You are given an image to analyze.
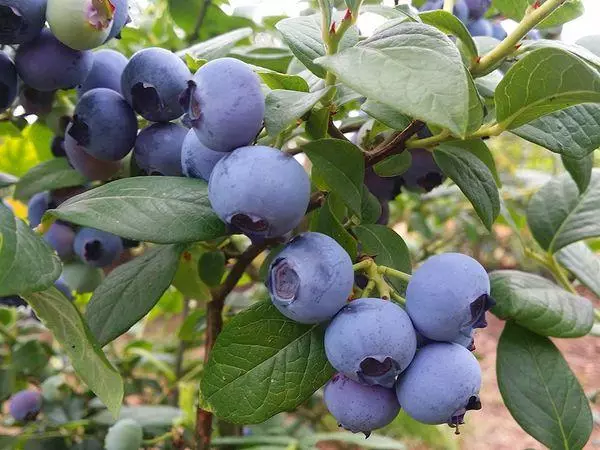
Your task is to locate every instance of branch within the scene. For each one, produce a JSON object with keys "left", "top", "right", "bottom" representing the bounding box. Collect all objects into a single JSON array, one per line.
[
  {"left": 189, "top": 0, "right": 212, "bottom": 43},
  {"left": 366, "top": 120, "right": 425, "bottom": 166}
]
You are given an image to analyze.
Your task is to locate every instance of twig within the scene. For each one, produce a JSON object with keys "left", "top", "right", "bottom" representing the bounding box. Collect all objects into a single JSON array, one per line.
[
  {"left": 189, "top": 0, "right": 212, "bottom": 43},
  {"left": 366, "top": 120, "right": 425, "bottom": 166}
]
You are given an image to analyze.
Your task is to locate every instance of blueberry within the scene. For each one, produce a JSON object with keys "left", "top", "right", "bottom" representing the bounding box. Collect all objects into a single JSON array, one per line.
[
  {"left": 15, "top": 28, "right": 93, "bottom": 91},
  {"left": 419, "top": 0, "right": 443, "bottom": 11},
  {"left": 467, "top": 18, "right": 493, "bottom": 37},
  {"left": 9, "top": 390, "right": 42, "bottom": 422},
  {"left": 28, "top": 191, "right": 51, "bottom": 227},
  {"left": 45, "top": 222, "right": 75, "bottom": 260},
  {"left": 181, "top": 129, "right": 225, "bottom": 182},
  {"left": 527, "top": 29, "right": 541, "bottom": 40},
  {"left": 0, "top": 0, "right": 46, "bottom": 44},
  {"left": 19, "top": 85, "right": 55, "bottom": 115},
  {"left": 68, "top": 88, "right": 137, "bottom": 161},
  {"left": 453, "top": 0, "right": 469, "bottom": 23},
  {"left": 324, "top": 298, "right": 417, "bottom": 388},
  {"left": 364, "top": 167, "right": 396, "bottom": 201},
  {"left": 182, "top": 57, "right": 264, "bottom": 152},
  {"left": 121, "top": 47, "right": 191, "bottom": 122},
  {"left": 208, "top": 146, "right": 310, "bottom": 239},
  {"left": 134, "top": 122, "right": 186, "bottom": 176},
  {"left": 396, "top": 343, "right": 482, "bottom": 427},
  {"left": 397, "top": 148, "right": 445, "bottom": 193},
  {"left": 64, "top": 124, "right": 122, "bottom": 180},
  {"left": 324, "top": 373, "right": 400, "bottom": 435},
  {"left": 464, "top": 0, "right": 491, "bottom": 19},
  {"left": 105, "top": 0, "right": 130, "bottom": 41},
  {"left": 491, "top": 22, "right": 507, "bottom": 40},
  {"left": 406, "top": 253, "right": 494, "bottom": 345},
  {"left": 267, "top": 232, "right": 353, "bottom": 324},
  {"left": 47, "top": 0, "right": 118, "bottom": 50},
  {"left": 0, "top": 52, "right": 17, "bottom": 111},
  {"left": 78, "top": 49, "right": 128, "bottom": 98},
  {"left": 74, "top": 227, "right": 123, "bottom": 267}
]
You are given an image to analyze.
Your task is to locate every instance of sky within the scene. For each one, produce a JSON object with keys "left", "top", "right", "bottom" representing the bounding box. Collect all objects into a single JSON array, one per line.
[{"left": 224, "top": 0, "right": 599, "bottom": 44}]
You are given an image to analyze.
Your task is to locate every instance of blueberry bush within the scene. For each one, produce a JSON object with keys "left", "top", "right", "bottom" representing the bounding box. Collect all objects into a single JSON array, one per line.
[{"left": 0, "top": 0, "right": 599, "bottom": 449}]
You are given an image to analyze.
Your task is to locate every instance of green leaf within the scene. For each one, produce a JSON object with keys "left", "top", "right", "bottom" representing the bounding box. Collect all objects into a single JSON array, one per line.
[
  {"left": 433, "top": 144, "right": 500, "bottom": 231},
  {"left": 264, "top": 87, "right": 333, "bottom": 136},
  {"left": 316, "top": 21, "right": 480, "bottom": 137},
  {"left": 361, "top": 187, "right": 383, "bottom": 225},
  {"left": 497, "top": 322, "right": 592, "bottom": 450},
  {"left": 86, "top": 244, "right": 185, "bottom": 346},
  {"left": 319, "top": 0, "right": 333, "bottom": 31},
  {"left": 310, "top": 194, "right": 358, "bottom": 260},
  {"left": 419, "top": 10, "right": 478, "bottom": 61},
  {"left": 13, "top": 158, "right": 87, "bottom": 202},
  {"left": 201, "top": 301, "right": 333, "bottom": 424},
  {"left": 527, "top": 170, "right": 600, "bottom": 253},
  {"left": 61, "top": 262, "right": 103, "bottom": 294},
  {"left": 45, "top": 177, "right": 225, "bottom": 244},
  {"left": 12, "top": 340, "right": 50, "bottom": 375},
  {"left": 361, "top": 100, "right": 412, "bottom": 131},
  {"left": 91, "top": 405, "right": 182, "bottom": 428},
  {"left": 490, "top": 270, "right": 594, "bottom": 337},
  {"left": 495, "top": 47, "right": 600, "bottom": 130},
  {"left": 352, "top": 224, "right": 411, "bottom": 292},
  {"left": 302, "top": 139, "right": 365, "bottom": 217},
  {"left": 230, "top": 46, "right": 293, "bottom": 73},
  {"left": 0, "top": 205, "right": 61, "bottom": 296},
  {"left": 0, "top": 437, "right": 17, "bottom": 450},
  {"left": 306, "top": 105, "right": 330, "bottom": 140},
  {"left": 0, "top": 367, "right": 15, "bottom": 402},
  {"left": 512, "top": 104, "right": 600, "bottom": 159},
  {"left": 253, "top": 66, "right": 309, "bottom": 92},
  {"left": 374, "top": 152, "right": 412, "bottom": 178},
  {"left": 492, "top": 0, "right": 584, "bottom": 28},
  {"left": 177, "top": 28, "right": 253, "bottom": 61},
  {"left": 0, "top": 172, "right": 18, "bottom": 189},
  {"left": 275, "top": 15, "right": 359, "bottom": 79},
  {"left": 172, "top": 246, "right": 211, "bottom": 300},
  {"left": 178, "top": 309, "right": 206, "bottom": 341},
  {"left": 22, "top": 287, "right": 124, "bottom": 417},
  {"left": 576, "top": 35, "right": 600, "bottom": 57},
  {"left": 198, "top": 251, "right": 226, "bottom": 287},
  {"left": 557, "top": 242, "right": 600, "bottom": 299},
  {"left": 450, "top": 139, "right": 501, "bottom": 186},
  {"left": 562, "top": 153, "right": 593, "bottom": 193}
]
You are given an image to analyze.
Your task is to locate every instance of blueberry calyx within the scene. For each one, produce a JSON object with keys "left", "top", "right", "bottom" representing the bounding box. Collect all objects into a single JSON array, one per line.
[
  {"left": 269, "top": 258, "right": 300, "bottom": 302},
  {"left": 179, "top": 80, "right": 201, "bottom": 122},
  {"left": 417, "top": 172, "right": 444, "bottom": 192},
  {"left": 68, "top": 115, "right": 91, "bottom": 147},
  {"left": 0, "top": 6, "right": 24, "bottom": 40},
  {"left": 469, "top": 293, "right": 496, "bottom": 329},
  {"left": 132, "top": 82, "right": 163, "bottom": 119},
  {"left": 230, "top": 213, "right": 269, "bottom": 234},
  {"left": 357, "top": 356, "right": 399, "bottom": 388},
  {"left": 84, "top": 240, "right": 104, "bottom": 261}
]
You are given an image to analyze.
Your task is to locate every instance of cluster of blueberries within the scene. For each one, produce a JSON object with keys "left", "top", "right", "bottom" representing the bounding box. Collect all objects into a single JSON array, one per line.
[{"left": 266, "top": 229, "right": 494, "bottom": 435}]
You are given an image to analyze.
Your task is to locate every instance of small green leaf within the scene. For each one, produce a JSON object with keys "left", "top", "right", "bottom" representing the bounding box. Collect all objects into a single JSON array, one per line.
[
  {"left": 253, "top": 66, "right": 309, "bottom": 92},
  {"left": 176, "top": 28, "right": 253, "bottom": 61},
  {"left": 361, "top": 100, "right": 412, "bottom": 131},
  {"left": 183, "top": 54, "right": 207, "bottom": 72},
  {"left": 512, "top": 104, "right": 600, "bottom": 159},
  {"left": 302, "top": 139, "right": 365, "bottom": 217},
  {"left": 198, "top": 251, "right": 226, "bottom": 287},
  {"left": 0, "top": 205, "right": 61, "bottom": 296},
  {"left": 433, "top": 144, "right": 500, "bottom": 231},
  {"left": 22, "top": 287, "right": 124, "bottom": 417},
  {"left": 86, "top": 244, "right": 185, "bottom": 346},
  {"left": 172, "top": 246, "right": 211, "bottom": 300},
  {"left": 230, "top": 46, "right": 293, "bottom": 73},
  {"left": 490, "top": 270, "right": 594, "bottom": 337},
  {"left": 527, "top": 170, "right": 600, "bottom": 253},
  {"left": 562, "top": 153, "right": 593, "bottom": 193},
  {"left": 310, "top": 194, "right": 358, "bottom": 260},
  {"left": 13, "top": 158, "right": 87, "bottom": 202},
  {"left": 497, "top": 322, "right": 592, "bottom": 450},
  {"left": 374, "top": 152, "right": 412, "bottom": 178},
  {"left": 352, "top": 224, "right": 411, "bottom": 292},
  {"left": 202, "top": 301, "right": 333, "bottom": 424},
  {"left": 45, "top": 177, "right": 226, "bottom": 244},
  {"left": 493, "top": 0, "right": 584, "bottom": 28},
  {"left": 557, "top": 242, "right": 600, "bottom": 299},
  {"left": 316, "top": 21, "right": 479, "bottom": 137},
  {"left": 265, "top": 87, "right": 333, "bottom": 136},
  {"left": 419, "top": 10, "right": 478, "bottom": 61},
  {"left": 306, "top": 105, "right": 330, "bottom": 140},
  {"left": 495, "top": 47, "right": 600, "bottom": 129},
  {"left": 361, "top": 187, "right": 383, "bottom": 225}
]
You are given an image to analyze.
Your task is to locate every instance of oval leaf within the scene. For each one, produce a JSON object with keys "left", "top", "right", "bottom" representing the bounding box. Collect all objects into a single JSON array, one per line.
[
  {"left": 316, "top": 21, "right": 479, "bottom": 137},
  {"left": 557, "top": 242, "right": 600, "bottom": 299},
  {"left": 361, "top": 100, "right": 412, "bottom": 131},
  {"left": 419, "top": 10, "right": 478, "bottom": 62},
  {"left": 527, "top": 170, "right": 600, "bottom": 253},
  {"left": 13, "top": 158, "right": 87, "bottom": 202},
  {"left": 433, "top": 144, "right": 500, "bottom": 231},
  {"left": 86, "top": 244, "right": 186, "bottom": 346},
  {"left": 495, "top": 47, "right": 600, "bottom": 130},
  {"left": 302, "top": 139, "right": 365, "bottom": 217},
  {"left": 22, "top": 287, "right": 124, "bottom": 418},
  {"left": 0, "top": 205, "right": 61, "bottom": 296},
  {"left": 561, "top": 153, "right": 593, "bottom": 193},
  {"left": 310, "top": 194, "right": 358, "bottom": 260},
  {"left": 497, "top": 322, "right": 593, "bottom": 450},
  {"left": 201, "top": 301, "right": 334, "bottom": 424},
  {"left": 490, "top": 270, "right": 594, "bottom": 337},
  {"left": 45, "top": 177, "right": 226, "bottom": 244},
  {"left": 374, "top": 152, "right": 412, "bottom": 177}
]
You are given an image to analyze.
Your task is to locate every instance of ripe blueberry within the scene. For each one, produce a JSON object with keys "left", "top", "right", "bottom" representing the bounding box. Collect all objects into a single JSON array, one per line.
[
  {"left": 0, "top": 0, "right": 47, "bottom": 44},
  {"left": 0, "top": 51, "right": 17, "bottom": 111},
  {"left": 28, "top": 191, "right": 51, "bottom": 227},
  {"left": 78, "top": 49, "right": 128, "bottom": 97},
  {"left": 396, "top": 343, "right": 482, "bottom": 427},
  {"left": 45, "top": 222, "right": 76, "bottom": 260},
  {"left": 324, "top": 373, "right": 400, "bottom": 436},
  {"left": 397, "top": 148, "right": 445, "bottom": 193},
  {"left": 64, "top": 124, "right": 123, "bottom": 180},
  {"left": 181, "top": 129, "right": 224, "bottom": 182},
  {"left": 208, "top": 146, "right": 310, "bottom": 239},
  {"left": 467, "top": 18, "right": 493, "bottom": 37},
  {"left": 74, "top": 227, "right": 123, "bottom": 267},
  {"left": 9, "top": 390, "right": 42, "bottom": 422},
  {"left": 267, "top": 232, "right": 353, "bottom": 324},
  {"left": 324, "top": 298, "right": 417, "bottom": 388},
  {"left": 134, "top": 122, "right": 186, "bottom": 176},
  {"left": 182, "top": 57, "right": 264, "bottom": 152},
  {"left": 105, "top": 0, "right": 129, "bottom": 41},
  {"left": 464, "top": 0, "right": 492, "bottom": 19}
]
